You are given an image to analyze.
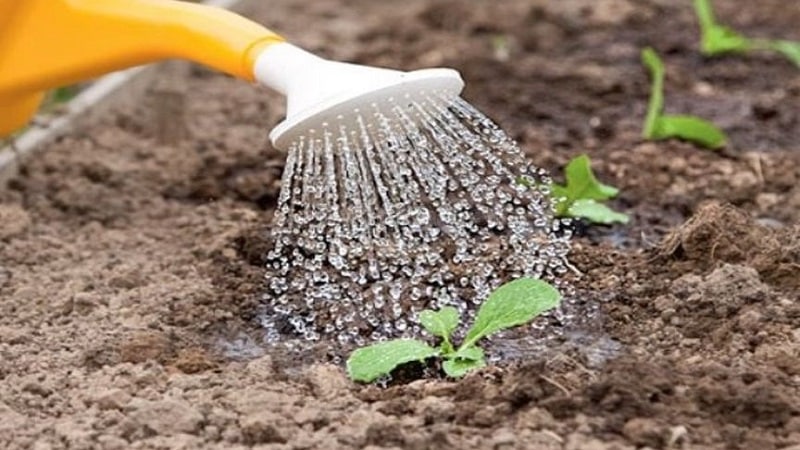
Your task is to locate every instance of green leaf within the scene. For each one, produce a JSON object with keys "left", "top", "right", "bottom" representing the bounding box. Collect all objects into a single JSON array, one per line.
[
  {"left": 549, "top": 184, "right": 570, "bottom": 216},
  {"left": 50, "top": 86, "right": 80, "bottom": 104},
  {"left": 443, "top": 356, "right": 486, "bottom": 378},
  {"left": 693, "top": 0, "right": 752, "bottom": 55},
  {"left": 654, "top": 115, "right": 727, "bottom": 149},
  {"left": 452, "top": 345, "right": 485, "bottom": 361},
  {"left": 693, "top": 0, "right": 800, "bottom": 68},
  {"left": 549, "top": 184, "right": 567, "bottom": 199},
  {"left": 346, "top": 339, "right": 439, "bottom": 383},
  {"left": 706, "top": 26, "right": 752, "bottom": 54},
  {"left": 550, "top": 155, "right": 624, "bottom": 223},
  {"left": 40, "top": 85, "right": 82, "bottom": 113},
  {"left": 462, "top": 278, "right": 561, "bottom": 349},
  {"left": 443, "top": 346, "right": 486, "bottom": 378},
  {"left": 568, "top": 199, "right": 629, "bottom": 225},
  {"left": 561, "top": 154, "right": 619, "bottom": 202},
  {"left": 419, "top": 307, "right": 459, "bottom": 340},
  {"left": 770, "top": 40, "right": 800, "bottom": 67},
  {"left": 419, "top": 307, "right": 459, "bottom": 353}
]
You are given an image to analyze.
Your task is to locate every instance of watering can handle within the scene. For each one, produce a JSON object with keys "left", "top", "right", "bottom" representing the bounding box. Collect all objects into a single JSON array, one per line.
[{"left": 0, "top": 0, "right": 285, "bottom": 136}]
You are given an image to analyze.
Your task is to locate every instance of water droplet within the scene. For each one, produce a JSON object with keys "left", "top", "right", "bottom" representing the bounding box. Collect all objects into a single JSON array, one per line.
[{"left": 260, "top": 95, "right": 572, "bottom": 345}]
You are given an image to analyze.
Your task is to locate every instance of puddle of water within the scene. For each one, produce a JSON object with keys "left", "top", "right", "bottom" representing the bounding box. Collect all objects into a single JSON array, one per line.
[
  {"left": 216, "top": 332, "right": 265, "bottom": 361},
  {"left": 484, "top": 291, "right": 622, "bottom": 369}
]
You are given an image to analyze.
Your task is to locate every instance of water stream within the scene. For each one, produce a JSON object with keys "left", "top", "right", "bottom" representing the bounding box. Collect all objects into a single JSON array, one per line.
[{"left": 261, "top": 94, "right": 573, "bottom": 346}]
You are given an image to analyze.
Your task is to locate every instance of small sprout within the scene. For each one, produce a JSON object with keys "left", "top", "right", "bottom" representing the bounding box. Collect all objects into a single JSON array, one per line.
[
  {"left": 694, "top": 0, "right": 800, "bottom": 68},
  {"left": 41, "top": 85, "right": 81, "bottom": 113},
  {"left": 641, "top": 47, "right": 727, "bottom": 149},
  {"left": 490, "top": 34, "right": 512, "bottom": 62},
  {"left": 549, "top": 154, "right": 629, "bottom": 225},
  {"left": 346, "top": 278, "right": 561, "bottom": 383},
  {"left": 49, "top": 86, "right": 80, "bottom": 104}
]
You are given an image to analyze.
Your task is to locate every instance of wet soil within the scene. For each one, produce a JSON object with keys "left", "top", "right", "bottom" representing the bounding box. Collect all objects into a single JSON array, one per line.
[{"left": 1, "top": 0, "right": 799, "bottom": 449}]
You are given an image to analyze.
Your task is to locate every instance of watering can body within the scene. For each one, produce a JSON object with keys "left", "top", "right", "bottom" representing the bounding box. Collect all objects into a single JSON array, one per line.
[{"left": 0, "top": 0, "right": 283, "bottom": 137}]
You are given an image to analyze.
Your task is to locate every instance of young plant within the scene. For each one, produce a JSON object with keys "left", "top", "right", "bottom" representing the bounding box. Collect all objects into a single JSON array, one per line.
[
  {"left": 549, "top": 154, "right": 629, "bottom": 225},
  {"left": 694, "top": 0, "right": 800, "bottom": 67},
  {"left": 41, "top": 85, "right": 81, "bottom": 113},
  {"left": 641, "top": 47, "right": 727, "bottom": 149},
  {"left": 346, "top": 278, "right": 560, "bottom": 383}
]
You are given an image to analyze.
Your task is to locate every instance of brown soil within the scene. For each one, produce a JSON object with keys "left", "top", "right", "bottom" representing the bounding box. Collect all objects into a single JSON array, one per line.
[{"left": 1, "top": 0, "right": 799, "bottom": 449}]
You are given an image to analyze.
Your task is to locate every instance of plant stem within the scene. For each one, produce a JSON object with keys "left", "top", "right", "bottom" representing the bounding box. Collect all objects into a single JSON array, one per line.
[
  {"left": 641, "top": 48, "right": 664, "bottom": 139},
  {"left": 693, "top": 0, "right": 717, "bottom": 32},
  {"left": 440, "top": 338, "right": 453, "bottom": 355},
  {"left": 457, "top": 335, "right": 482, "bottom": 354}
]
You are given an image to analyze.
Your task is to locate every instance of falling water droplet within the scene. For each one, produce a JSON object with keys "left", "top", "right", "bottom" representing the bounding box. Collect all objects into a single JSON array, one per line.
[{"left": 261, "top": 95, "right": 572, "bottom": 346}]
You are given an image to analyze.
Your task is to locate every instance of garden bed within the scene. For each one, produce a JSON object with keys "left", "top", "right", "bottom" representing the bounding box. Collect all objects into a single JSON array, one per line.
[{"left": 1, "top": 0, "right": 798, "bottom": 448}]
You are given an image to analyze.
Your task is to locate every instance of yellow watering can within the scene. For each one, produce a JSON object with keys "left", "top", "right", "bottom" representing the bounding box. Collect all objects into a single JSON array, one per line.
[{"left": 0, "top": 0, "right": 463, "bottom": 150}]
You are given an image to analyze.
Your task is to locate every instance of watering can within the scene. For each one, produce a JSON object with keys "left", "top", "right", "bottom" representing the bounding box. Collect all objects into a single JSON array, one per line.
[{"left": 0, "top": 0, "right": 463, "bottom": 149}]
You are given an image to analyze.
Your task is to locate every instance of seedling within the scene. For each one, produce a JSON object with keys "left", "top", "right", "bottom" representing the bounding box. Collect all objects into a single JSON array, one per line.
[
  {"left": 346, "top": 278, "right": 560, "bottom": 383},
  {"left": 641, "top": 47, "right": 727, "bottom": 149},
  {"left": 694, "top": 0, "right": 800, "bottom": 67},
  {"left": 547, "top": 154, "right": 628, "bottom": 225},
  {"left": 40, "top": 86, "right": 81, "bottom": 113}
]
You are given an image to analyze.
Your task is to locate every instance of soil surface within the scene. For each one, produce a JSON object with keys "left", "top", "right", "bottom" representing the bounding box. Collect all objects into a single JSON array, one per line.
[{"left": 1, "top": 0, "right": 799, "bottom": 449}]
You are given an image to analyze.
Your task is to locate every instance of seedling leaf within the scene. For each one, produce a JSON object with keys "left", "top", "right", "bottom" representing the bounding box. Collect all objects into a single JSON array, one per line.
[
  {"left": 550, "top": 154, "right": 627, "bottom": 223},
  {"left": 452, "top": 345, "right": 485, "bottom": 362},
  {"left": 694, "top": 0, "right": 751, "bottom": 55},
  {"left": 655, "top": 115, "right": 726, "bottom": 149},
  {"left": 563, "top": 154, "right": 619, "bottom": 202},
  {"left": 347, "top": 339, "right": 439, "bottom": 383},
  {"left": 641, "top": 48, "right": 727, "bottom": 149},
  {"left": 694, "top": 0, "right": 800, "bottom": 67},
  {"left": 419, "top": 307, "right": 459, "bottom": 339},
  {"left": 462, "top": 278, "right": 560, "bottom": 349},
  {"left": 443, "top": 346, "right": 486, "bottom": 378},
  {"left": 771, "top": 40, "right": 800, "bottom": 67},
  {"left": 419, "top": 307, "right": 459, "bottom": 352},
  {"left": 443, "top": 354, "right": 486, "bottom": 378},
  {"left": 568, "top": 199, "right": 630, "bottom": 225}
]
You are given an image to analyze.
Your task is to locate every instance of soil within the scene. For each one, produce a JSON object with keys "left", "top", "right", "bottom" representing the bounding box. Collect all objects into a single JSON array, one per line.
[{"left": 1, "top": 0, "right": 799, "bottom": 449}]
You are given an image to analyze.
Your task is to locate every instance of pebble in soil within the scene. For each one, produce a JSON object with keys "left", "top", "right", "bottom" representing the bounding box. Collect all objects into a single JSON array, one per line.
[{"left": 260, "top": 93, "right": 586, "bottom": 353}]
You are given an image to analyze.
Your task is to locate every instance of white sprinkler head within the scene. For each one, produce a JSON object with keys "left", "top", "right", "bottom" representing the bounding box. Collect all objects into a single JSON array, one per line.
[{"left": 254, "top": 43, "right": 464, "bottom": 151}]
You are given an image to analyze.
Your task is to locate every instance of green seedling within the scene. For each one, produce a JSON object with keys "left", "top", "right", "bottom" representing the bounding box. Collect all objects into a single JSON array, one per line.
[
  {"left": 694, "top": 0, "right": 800, "bottom": 67},
  {"left": 548, "top": 154, "right": 628, "bottom": 225},
  {"left": 346, "top": 278, "right": 561, "bottom": 383},
  {"left": 694, "top": 0, "right": 752, "bottom": 56},
  {"left": 641, "top": 47, "right": 727, "bottom": 149},
  {"left": 40, "top": 85, "right": 81, "bottom": 113}
]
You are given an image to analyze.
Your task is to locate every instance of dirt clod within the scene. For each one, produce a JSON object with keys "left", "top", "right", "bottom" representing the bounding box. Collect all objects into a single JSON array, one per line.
[
  {"left": 621, "top": 417, "right": 667, "bottom": 449},
  {"left": 119, "top": 331, "right": 172, "bottom": 364},
  {"left": 128, "top": 398, "right": 204, "bottom": 436},
  {"left": 240, "top": 412, "right": 288, "bottom": 445},
  {"left": 658, "top": 202, "right": 767, "bottom": 269},
  {"left": 0, "top": 204, "right": 30, "bottom": 240},
  {"left": 659, "top": 202, "right": 800, "bottom": 291}
]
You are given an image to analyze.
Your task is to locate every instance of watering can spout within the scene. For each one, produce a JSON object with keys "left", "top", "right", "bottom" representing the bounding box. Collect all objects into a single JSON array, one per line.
[{"left": 0, "top": 0, "right": 284, "bottom": 136}]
